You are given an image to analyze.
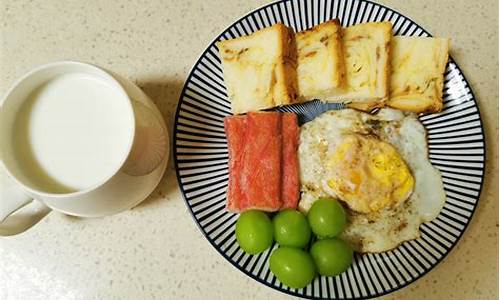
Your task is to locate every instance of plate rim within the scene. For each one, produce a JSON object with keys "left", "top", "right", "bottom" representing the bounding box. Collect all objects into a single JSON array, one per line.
[{"left": 172, "top": 0, "right": 487, "bottom": 298}]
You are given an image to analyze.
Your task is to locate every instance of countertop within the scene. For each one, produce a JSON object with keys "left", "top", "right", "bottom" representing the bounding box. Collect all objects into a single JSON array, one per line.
[{"left": 0, "top": 0, "right": 497, "bottom": 299}]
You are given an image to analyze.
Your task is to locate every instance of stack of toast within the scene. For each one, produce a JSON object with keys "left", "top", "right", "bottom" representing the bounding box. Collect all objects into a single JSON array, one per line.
[{"left": 217, "top": 20, "right": 449, "bottom": 115}]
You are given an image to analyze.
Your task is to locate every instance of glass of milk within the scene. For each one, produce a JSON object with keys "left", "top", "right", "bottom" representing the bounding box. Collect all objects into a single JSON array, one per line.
[{"left": 0, "top": 61, "right": 169, "bottom": 235}]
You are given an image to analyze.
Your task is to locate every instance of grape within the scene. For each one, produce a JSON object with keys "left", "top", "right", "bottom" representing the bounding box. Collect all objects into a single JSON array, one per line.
[
  {"left": 269, "top": 247, "right": 316, "bottom": 289},
  {"left": 307, "top": 198, "right": 346, "bottom": 238},
  {"left": 310, "top": 238, "right": 353, "bottom": 276},
  {"left": 235, "top": 210, "right": 273, "bottom": 254},
  {"left": 273, "top": 209, "right": 311, "bottom": 248}
]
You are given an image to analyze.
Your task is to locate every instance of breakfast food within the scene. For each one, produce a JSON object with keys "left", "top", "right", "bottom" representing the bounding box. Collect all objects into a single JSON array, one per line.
[
  {"left": 326, "top": 22, "right": 392, "bottom": 111},
  {"left": 298, "top": 109, "right": 446, "bottom": 252},
  {"left": 310, "top": 238, "right": 353, "bottom": 276},
  {"left": 273, "top": 209, "right": 311, "bottom": 248},
  {"left": 224, "top": 112, "right": 299, "bottom": 212},
  {"left": 307, "top": 198, "right": 346, "bottom": 238},
  {"left": 388, "top": 36, "right": 450, "bottom": 113},
  {"left": 225, "top": 112, "right": 282, "bottom": 211},
  {"left": 218, "top": 20, "right": 450, "bottom": 115},
  {"left": 269, "top": 206, "right": 353, "bottom": 287},
  {"left": 328, "top": 134, "right": 414, "bottom": 213},
  {"left": 296, "top": 20, "right": 346, "bottom": 101},
  {"left": 218, "top": 19, "right": 451, "bottom": 285},
  {"left": 281, "top": 113, "right": 300, "bottom": 209},
  {"left": 235, "top": 210, "right": 274, "bottom": 254},
  {"left": 217, "top": 23, "right": 298, "bottom": 114},
  {"left": 269, "top": 247, "right": 316, "bottom": 289}
]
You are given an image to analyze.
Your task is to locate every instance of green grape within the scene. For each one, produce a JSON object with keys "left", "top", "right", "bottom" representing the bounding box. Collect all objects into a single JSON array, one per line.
[
  {"left": 273, "top": 209, "right": 311, "bottom": 248},
  {"left": 269, "top": 247, "right": 316, "bottom": 289},
  {"left": 307, "top": 198, "right": 346, "bottom": 238},
  {"left": 235, "top": 210, "right": 273, "bottom": 254},
  {"left": 310, "top": 238, "right": 353, "bottom": 276}
]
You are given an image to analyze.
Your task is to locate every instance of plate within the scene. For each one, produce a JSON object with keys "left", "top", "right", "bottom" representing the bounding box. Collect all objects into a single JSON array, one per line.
[{"left": 173, "top": 0, "right": 485, "bottom": 298}]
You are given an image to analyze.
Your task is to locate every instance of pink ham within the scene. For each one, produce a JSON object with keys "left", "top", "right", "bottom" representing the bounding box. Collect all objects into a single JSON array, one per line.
[
  {"left": 224, "top": 112, "right": 299, "bottom": 212},
  {"left": 281, "top": 113, "right": 300, "bottom": 209},
  {"left": 224, "top": 116, "right": 247, "bottom": 212},
  {"left": 238, "top": 112, "right": 282, "bottom": 211}
]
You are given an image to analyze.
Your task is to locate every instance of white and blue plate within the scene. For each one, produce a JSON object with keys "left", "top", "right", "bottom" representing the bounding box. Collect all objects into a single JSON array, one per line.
[{"left": 173, "top": 0, "right": 485, "bottom": 298}]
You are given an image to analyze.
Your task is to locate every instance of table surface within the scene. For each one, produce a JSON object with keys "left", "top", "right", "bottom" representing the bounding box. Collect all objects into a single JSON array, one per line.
[{"left": 0, "top": 0, "right": 498, "bottom": 299}]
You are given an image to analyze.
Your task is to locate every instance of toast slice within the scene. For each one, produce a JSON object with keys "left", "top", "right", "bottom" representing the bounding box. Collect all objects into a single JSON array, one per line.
[
  {"left": 326, "top": 21, "right": 392, "bottom": 111},
  {"left": 387, "top": 36, "right": 450, "bottom": 113},
  {"left": 296, "top": 20, "right": 346, "bottom": 101},
  {"left": 216, "top": 23, "right": 298, "bottom": 115}
]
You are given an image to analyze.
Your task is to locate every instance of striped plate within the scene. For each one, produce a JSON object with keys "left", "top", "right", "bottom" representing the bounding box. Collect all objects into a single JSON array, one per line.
[{"left": 173, "top": 0, "right": 485, "bottom": 298}]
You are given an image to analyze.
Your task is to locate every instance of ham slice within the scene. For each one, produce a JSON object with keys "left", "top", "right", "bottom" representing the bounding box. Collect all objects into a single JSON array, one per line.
[
  {"left": 239, "top": 112, "right": 282, "bottom": 211},
  {"left": 224, "top": 112, "right": 299, "bottom": 212},
  {"left": 224, "top": 116, "right": 247, "bottom": 212},
  {"left": 281, "top": 113, "right": 300, "bottom": 209}
]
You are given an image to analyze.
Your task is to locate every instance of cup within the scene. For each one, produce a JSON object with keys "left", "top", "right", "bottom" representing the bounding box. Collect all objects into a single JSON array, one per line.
[{"left": 0, "top": 61, "right": 169, "bottom": 235}]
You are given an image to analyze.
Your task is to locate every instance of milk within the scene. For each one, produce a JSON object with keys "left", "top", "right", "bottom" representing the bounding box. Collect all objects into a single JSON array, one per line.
[{"left": 11, "top": 73, "right": 133, "bottom": 193}]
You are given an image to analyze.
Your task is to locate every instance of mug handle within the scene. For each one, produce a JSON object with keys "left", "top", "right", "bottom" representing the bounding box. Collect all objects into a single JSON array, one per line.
[{"left": 0, "top": 167, "right": 51, "bottom": 236}]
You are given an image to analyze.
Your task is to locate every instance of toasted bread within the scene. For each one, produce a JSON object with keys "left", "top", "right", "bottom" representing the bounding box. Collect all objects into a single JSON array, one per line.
[
  {"left": 326, "top": 21, "right": 392, "bottom": 111},
  {"left": 216, "top": 23, "right": 298, "bottom": 115},
  {"left": 387, "top": 36, "right": 449, "bottom": 113},
  {"left": 296, "top": 20, "right": 346, "bottom": 101}
]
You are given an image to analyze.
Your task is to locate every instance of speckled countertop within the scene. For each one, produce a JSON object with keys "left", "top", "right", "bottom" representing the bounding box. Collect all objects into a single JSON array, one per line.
[{"left": 0, "top": 0, "right": 498, "bottom": 299}]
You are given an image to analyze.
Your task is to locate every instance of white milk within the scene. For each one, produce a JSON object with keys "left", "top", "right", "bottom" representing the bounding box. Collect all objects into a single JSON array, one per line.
[{"left": 11, "top": 73, "right": 133, "bottom": 193}]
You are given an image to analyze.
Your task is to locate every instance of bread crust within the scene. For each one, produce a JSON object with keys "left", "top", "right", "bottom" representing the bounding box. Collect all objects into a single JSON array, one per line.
[
  {"left": 275, "top": 24, "right": 299, "bottom": 105},
  {"left": 296, "top": 19, "right": 346, "bottom": 101},
  {"left": 217, "top": 23, "right": 298, "bottom": 114},
  {"left": 328, "top": 21, "right": 392, "bottom": 111},
  {"left": 387, "top": 36, "right": 450, "bottom": 113}
]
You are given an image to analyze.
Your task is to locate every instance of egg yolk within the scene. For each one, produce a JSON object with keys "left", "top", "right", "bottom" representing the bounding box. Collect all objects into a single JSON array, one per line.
[{"left": 327, "top": 134, "right": 414, "bottom": 213}]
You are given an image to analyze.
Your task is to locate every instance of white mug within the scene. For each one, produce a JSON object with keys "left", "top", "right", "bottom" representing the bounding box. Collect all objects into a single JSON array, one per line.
[{"left": 0, "top": 61, "right": 169, "bottom": 235}]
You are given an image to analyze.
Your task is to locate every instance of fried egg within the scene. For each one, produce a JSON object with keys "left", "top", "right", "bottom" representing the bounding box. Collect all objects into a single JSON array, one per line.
[{"left": 298, "top": 108, "right": 446, "bottom": 252}]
